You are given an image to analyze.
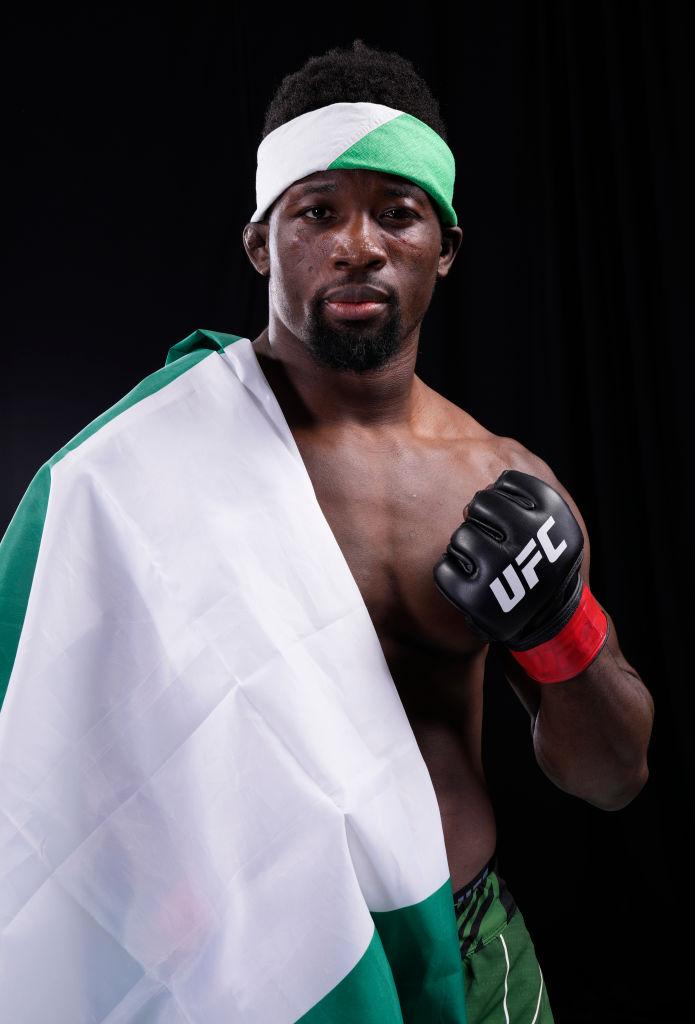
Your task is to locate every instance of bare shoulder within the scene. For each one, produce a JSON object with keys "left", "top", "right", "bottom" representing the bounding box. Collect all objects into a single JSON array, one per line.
[
  {"left": 420, "top": 386, "right": 588, "bottom": 537},
  {"left": 497, "top": 436, "right": 587, "bottom": 532},
  {"left": 488, "top": 434, "right": 595, "bottom": 595},
  {"left": 497, "top": 435, "right": 563, "bottom": 486},
  {"left": 419, "top": 384, "right": 493, "bottom": 444},
  {"left": 422, "top": 388, "right": 570, "bottom": 485}
]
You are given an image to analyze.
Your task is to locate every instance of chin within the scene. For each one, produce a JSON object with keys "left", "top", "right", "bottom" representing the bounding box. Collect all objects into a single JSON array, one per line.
[{"left": 304, "top": 307, "right": 404, "bottom": 374}]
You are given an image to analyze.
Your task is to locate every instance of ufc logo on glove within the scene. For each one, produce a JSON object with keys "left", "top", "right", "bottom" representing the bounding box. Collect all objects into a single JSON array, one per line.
[
  {"left": 433, "top": 470, "right": 608, "bottom": 683},
  {"left": 490, "top": 515, "right": 568, "bottom": 613}
]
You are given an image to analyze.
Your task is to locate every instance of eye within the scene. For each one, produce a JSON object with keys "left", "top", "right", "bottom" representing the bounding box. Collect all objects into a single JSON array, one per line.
[
  {"left": 303, "top": 206, "right": 330, "bottom": 220},
  {"left": 382, "top": 207, "right": 418, "bottom": 221}
]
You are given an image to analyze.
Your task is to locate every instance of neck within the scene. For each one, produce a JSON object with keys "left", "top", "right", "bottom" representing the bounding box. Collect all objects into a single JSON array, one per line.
[{"left": 251, "top": 316, "right": 426, "bottom": 432}]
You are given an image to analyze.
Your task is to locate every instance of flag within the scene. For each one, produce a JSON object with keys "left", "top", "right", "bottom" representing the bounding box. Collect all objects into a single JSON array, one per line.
[{"left": 0, "top": 330, "right": 467, "bottom": 1023}]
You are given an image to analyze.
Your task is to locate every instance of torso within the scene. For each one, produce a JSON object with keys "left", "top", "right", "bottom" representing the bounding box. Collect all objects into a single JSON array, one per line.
[{"left": 254, "top": 348, "right": 526, "bottom": 889}]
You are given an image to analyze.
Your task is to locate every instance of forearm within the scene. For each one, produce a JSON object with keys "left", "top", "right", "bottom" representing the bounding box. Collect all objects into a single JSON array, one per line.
[
  {"left": 434, "top": 464, "right": 655, "bottom": 811},
  {"left": 529, "top": 641, "right": 654, "bottom": 810}
]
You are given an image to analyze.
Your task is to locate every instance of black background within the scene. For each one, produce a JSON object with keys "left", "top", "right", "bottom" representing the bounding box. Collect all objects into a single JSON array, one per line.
[{"left": 4, "top": 3, "right": 694, "bottom": 1021}]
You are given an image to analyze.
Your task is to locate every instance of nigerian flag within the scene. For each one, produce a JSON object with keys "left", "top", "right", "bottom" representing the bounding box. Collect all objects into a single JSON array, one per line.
[{"left": 0, "top": 331, "right": 468, "bottom": 1023}]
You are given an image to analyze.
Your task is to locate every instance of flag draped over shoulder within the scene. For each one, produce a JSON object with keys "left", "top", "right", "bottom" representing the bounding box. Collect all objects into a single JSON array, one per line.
[{"left": 0, "top": 331, "right": 467, "bottom": 1023}]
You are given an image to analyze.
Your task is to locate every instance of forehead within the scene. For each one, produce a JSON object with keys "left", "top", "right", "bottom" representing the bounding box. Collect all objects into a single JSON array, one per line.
[{"left": 280, "top": 169, "right": 432, "bottom": 205}]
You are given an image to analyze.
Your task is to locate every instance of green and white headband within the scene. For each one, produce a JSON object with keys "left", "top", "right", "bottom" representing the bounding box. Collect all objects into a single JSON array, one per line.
[{"left": 251, "top": 101, "right": 457, "bottom": 227}]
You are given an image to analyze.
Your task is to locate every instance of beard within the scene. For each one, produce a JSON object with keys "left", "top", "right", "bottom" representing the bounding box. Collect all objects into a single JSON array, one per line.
[{"left": 303, "top": 298, "right": 405, "bottom": 374}]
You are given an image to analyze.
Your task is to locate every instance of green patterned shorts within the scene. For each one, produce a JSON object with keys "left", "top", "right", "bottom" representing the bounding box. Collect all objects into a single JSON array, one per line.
[{"left": 453, "top": 860, "right": 554, "bottom": 1023}]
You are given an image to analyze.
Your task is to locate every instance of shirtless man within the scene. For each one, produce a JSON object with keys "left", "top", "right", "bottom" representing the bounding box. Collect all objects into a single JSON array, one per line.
[
  {"left": 242, "top": 41, "right": 654, "bottom": 1021},
  {"left": 0, "top": 39, "right": 654, "bottom": 1024}
]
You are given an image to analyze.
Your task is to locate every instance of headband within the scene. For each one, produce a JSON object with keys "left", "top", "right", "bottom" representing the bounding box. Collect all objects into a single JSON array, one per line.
[{"left": 251, "top": 101, "right": 457, "bottom": 227}]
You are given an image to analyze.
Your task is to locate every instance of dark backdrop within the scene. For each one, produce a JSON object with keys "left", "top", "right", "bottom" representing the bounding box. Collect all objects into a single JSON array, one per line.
[{"left": 4, "top": 3, "right": 693, "bottom": 1021}]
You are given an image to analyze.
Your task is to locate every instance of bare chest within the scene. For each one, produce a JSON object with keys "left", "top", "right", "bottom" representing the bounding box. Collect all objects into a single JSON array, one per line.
[{"left": 293, "top": 428, "right": 508, "bottom": 666}]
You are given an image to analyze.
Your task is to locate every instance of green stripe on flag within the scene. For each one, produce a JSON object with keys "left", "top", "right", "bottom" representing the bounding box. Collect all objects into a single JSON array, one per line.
[
  {"left": 47, "top": 330, "right": 242, "bottom": 470},
  {"left": 298, "top": 927, "right": 403, "bottom": 1023},
  {"left": 329, "top": 114, "right": 457, "bottom": 227},
  {"left": 300, "top": 880, "right": 467, "bottom": 1022},
  {"left": 372, "top": 877, "right": 468, "bottom": 1021},
  {"left": 0, "top": 330, "right": 243, "bottom": 711}
]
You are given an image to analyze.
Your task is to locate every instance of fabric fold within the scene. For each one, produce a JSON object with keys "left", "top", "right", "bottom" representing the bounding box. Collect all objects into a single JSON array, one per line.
[{"left": 0, "top": 331, "right": 467, "bottom": 1022}]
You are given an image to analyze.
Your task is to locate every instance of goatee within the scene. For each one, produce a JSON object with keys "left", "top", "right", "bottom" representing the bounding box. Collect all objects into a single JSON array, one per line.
[{"left": 304, "top": 301, "right": 404, "bottom": 374}]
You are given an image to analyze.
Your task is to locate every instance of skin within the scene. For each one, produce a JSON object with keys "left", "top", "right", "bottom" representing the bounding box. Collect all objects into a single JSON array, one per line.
[{"left": 242, "top": 168, "right": 654, "bottom": 889}]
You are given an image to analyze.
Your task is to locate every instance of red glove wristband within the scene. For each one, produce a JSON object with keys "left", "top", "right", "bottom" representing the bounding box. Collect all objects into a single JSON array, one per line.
[{"left": 510, "top": 582, "right": 609, "bottom": 684}]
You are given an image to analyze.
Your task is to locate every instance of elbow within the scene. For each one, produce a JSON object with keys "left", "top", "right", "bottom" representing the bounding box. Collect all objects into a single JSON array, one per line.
[
  {"left": 536, "top": 741, "right": 651, "bottom": 811},
  {"left": 584, "top": 761, "right": 650, "bottom": 812}
]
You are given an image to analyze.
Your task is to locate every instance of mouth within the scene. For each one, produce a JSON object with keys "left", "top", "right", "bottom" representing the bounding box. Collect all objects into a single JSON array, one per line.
[
  {"left": 321, "top": 285, "right": 392, "bottom": 322},
  {"left": 322, "top": 300, "right": 389, "bottom": 321}
]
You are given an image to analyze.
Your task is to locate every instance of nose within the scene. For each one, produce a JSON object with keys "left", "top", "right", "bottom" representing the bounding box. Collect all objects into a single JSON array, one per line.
[{"left": 330, "top": 212, "right": 387, "bottom": 271}]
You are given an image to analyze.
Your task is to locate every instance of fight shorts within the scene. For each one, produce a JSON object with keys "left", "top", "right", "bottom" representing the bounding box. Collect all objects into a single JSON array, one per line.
[{"left": 453, "top": 857, "right": 555, "bottom": 1023}]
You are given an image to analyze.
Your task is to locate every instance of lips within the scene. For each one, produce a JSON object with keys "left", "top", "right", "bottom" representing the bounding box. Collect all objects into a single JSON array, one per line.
[{"left": 322, "top": 285, "right": 391, "bottom": 321}]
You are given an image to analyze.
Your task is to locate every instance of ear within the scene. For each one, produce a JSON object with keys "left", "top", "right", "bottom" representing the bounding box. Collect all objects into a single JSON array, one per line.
[
  {"left": 437, "top": 225, "right": 463, "bottom": 279},
  {"left": 242, "top": 222, "right": 270, "bottom": 277}
]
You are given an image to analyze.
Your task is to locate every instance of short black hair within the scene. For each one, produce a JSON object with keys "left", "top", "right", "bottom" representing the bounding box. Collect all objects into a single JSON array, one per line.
[{"left": 261, "top": 40, "right": 447, "bottom": 142}]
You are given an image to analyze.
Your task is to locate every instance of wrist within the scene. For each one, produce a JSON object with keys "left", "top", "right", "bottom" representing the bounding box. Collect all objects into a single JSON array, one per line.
[{"left": 508, "top": 581, "right": 609, "bottom": 684}]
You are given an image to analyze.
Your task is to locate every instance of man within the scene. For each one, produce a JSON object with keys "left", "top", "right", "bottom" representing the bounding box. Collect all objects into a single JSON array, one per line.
[
  {"left": 0, "top": 41, "right": 652, "bottom": 1024},
  {"left": 241, "top": 40, "right": 654, "bottom": 1022}
]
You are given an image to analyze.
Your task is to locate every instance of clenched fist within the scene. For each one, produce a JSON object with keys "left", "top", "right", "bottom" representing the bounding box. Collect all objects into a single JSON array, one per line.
[{"left": 433, "top": 470, "right": 608, "bottom": 683}]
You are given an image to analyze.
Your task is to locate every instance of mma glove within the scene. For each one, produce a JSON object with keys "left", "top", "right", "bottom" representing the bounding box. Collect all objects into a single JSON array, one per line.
[{"left": 433, "top": 470, "right": 609, "bottom": 683}]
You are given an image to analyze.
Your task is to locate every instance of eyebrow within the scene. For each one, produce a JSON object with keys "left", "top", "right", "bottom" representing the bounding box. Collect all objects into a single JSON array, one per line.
[
  {"left": 289, "top": 180, "right": 427, "bottom": 202},
  {"left": 291, "top": 182, "right": 339, "bottom": 200},
  {"left": 383, "top": 183, "right": 423, "bottom": 200}
]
